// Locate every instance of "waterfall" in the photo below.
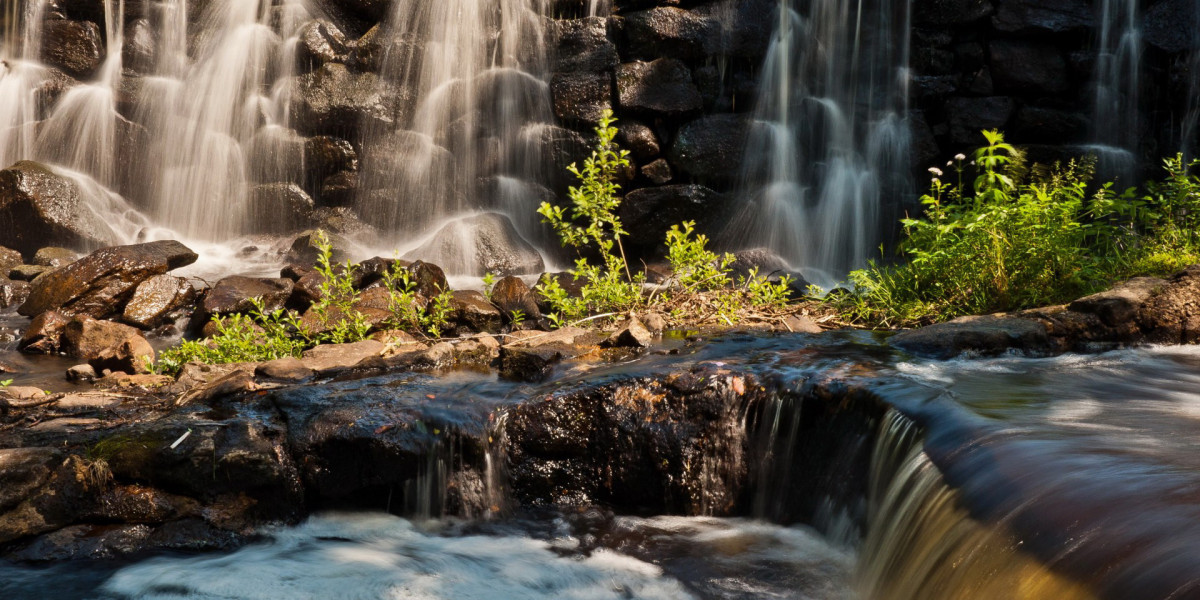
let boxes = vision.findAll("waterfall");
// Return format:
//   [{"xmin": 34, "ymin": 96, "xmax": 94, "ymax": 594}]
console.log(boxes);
[
  {"xmin": 854, "ymin": 410, "xmax": 1096, "ymax": 600},
  {"xmin": 1089, "ymin": 0, "xmax": 1142, "ymax": 182},
  {"xmin": 354, "ymin": 0, "xmax": 554, "ymax": 251},
  {"xmin": 727, "ymin": 0, "xmax": 911, "ymax": 286},
  {"xmin": 1181, "ymin": 0, "xmax": 1200, "ymax": 160}
]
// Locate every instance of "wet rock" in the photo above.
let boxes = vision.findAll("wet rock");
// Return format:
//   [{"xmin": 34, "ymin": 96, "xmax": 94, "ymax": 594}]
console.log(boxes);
[
  {"xmin": 8, "ymin": 264, "xmax": 52, "ymax": 281},
  {"xmin": 779, "ymin": 315, "xmax": 823, "ymax": 334},
  {"xmin": 554, "ymin": 17, "xmax": 618, "ymax": 72},
  {"xmin": 406, "ymin": 261, "xmax": 449, "ymax": 299},
  {"xmin": 32, "ymin": 247, "xmax": 79, "ymax": 268},
  {"xmin": 18, "ymin": 240, "xmax": 198, "ymax": 319},
  {"xmin": 247, "ymin": 183, "xmax": 316, "ymax": 234},
  {"xmin": 729, "ymin": 248, "xmax": 791, "ymax": 281},
  {"xmin": 122, "ymin": 275, "xmax": 195, "ymax": 329},
  {"xmin": 201, "ymin": 276, "xmax": 295, "ymax": 318},
  {"xmin": 945, "ymin": 96, "xmax": 1015, "ymax": 146},
  {"xmin": 0, "ymin": 161, "xmax": 117, "ymax": 258},
  {"xmin": 520, "ymin": 125, "xmax": 590, "ymax": 193},
  {"xmin": 318, "ymin": 171, "xmax": 358, "ymax": 206},
  {"xmin": 299, "ymin": 286, "xmax": 395, "ymax": 337},
  {"xmin": 450, "ymin": 290, "xmax": 503, "ymax": 334},
  {"xmin": 890, "ymin": 315, "xmax": 1052, "ymax": 359},
  {"xmin": 624, "ymin": 7, "xmax": 719, "ymax": 60},
  {"xmin": 122, "ymin": 17, "xmax": 157, "ymax": 74},
  {"xmin": 991, "ymin": 0, "xmax": 1092, "ymax": 34},
  {"xmin": 912, "ymin": 0, "xmax": 994, "ymax": 25},
  {"xmin": 286, "ymin": 229, "xmax": 352, "ymax": 265},
  {"xmin": 619, "ymin": 184, "xmax": 722, "ymax": 256},
  {"xmin": 0, "ymin": 246, "xmax": 21, "ymax": 274},
  {"xmin": 18, "ymin": 310, "xmax": 69, "ymax": 354},
  {"xmin": 694, "ymin": 0, "xmax": 775, "ymax": 58},
  {"xmin": 602, "ymin": 317, "xmax": 654, "ymax": 348},
  {"xmin": 62, "ymin": 316, "xmax": 155, "ymax": 374},
  {"xmin": 1137, "ymin": 265, "xmax": 1200, "ymax": 344},
  {"xmin": 300, "ymin": 340, "xmax": 385, "ymax": 373},
  {"xmin": 290, "ymin": 63, "xmax": 404, "ymax": 137},
  {"xmin": 40, "ymin": 18, "xmax": 103, "ymax": 79},
  {"xmin": 667, "ymin": 114, "xmax": 748, "ymax": 185},
  {"xmin": 304, "ymin": 136, "xmax": 358, "ymax": 183},
  {"xmin": 551, "ymin": 71, "xmax": 613, "ymax": 123},
  {"xmin": 404, "ymin": 213, "xmax": 545, "ymax": 277},
  {"xmin": 640, "ymin": 158, "xmax": 673, "ymax": 184},
  {"xmin": 0, "ymin": 278, "xmax": 30, "ymax": 309},
  {"xmin": 331, "ymin": 0, "xmax": 392, "ymax": 21},
  {"xmin": 1144, "ymin": 0, "xmax": 1200, "ymax": 54},
  {"xmin": 0, "ymin": 448, "xmax": 62, "ymax": 513},
  {"xmin": 255, "ymin": 357, "xmax": 315, "ymax": 383},
  {"xmin": 988, "ymin": 40, "xmax": 1069, "ymax": 96},
  {"xmin": 490, "ymin": 276, "xmax": 542, "ymax": 321},
  {"xmin": 499, "ymin": 345, "xmax": 565, "ymax": 382},
  {"xmin": 296, "ymin": 19, "xmax": 349, "ymax": 72},
  {"xmin": 0, "ymin": 456, "xmax": 97, "ymax": 545},
  {"xmin": 616, "ymin": 59, "xmax": 703, "ymax": 117},
  {"xmin": 66, "ymin": 363, "xmax": 97, "ymax": 383},
  {"xmin": 617, "ymin": 119, "xmax": 660, "ymax": 161}
]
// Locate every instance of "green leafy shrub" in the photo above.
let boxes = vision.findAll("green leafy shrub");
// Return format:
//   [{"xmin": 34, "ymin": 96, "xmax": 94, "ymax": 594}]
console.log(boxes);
[
  {"xmin": 833, "ymin": 132, "xmax": 1200, "ymax": 327},
  {"xmin": 537, "ymin": 109, "xmax": 645, "ymax": 322},
  {"xmin": 665, "ymin": 220, "xmax": 734, "ymax": 292},
  {"xmin": 156, "ymin": 298, "xmax": 310, "ymax": 374},
  {"xmin": 308, "ymin": 230, "xmax": 371, "ymax": 344}
]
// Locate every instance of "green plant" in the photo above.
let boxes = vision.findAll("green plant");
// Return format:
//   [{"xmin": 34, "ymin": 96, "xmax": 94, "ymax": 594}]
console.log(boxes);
[
  {"xmin": 665, "ymin": 220, "xmax": 734, "ymax": 292},
  {"xmin": 422, "ymin": 290, "xmax": 454, "ymax": 337},
  {"xmin": 481, "ymin": 272, "xmax": 496, "ymax": 300},
  {"xmin": 0, "ymin": 379, "xmax": 11, "ymax": 387},
  {"xmin": 745, "ymin": 268, "xmax": 794, "ymax": 309},
  {"xmin": 833, "ymin": 132, "xmax": 1200, "ymax": 327},
  {"xmin": 309, "ymin": 230, "xmax": 371, "ymax": 344},
  {"xmin": 156, "ymin": 297, "xmax": 310, "ymax": 374},
  {"xmin": 509, "ymin": 309, "xmax": 526, "ymax": 328},
  {"xmin": 538, "ymin": 109, "xmax": 644, "ymax": 323}
]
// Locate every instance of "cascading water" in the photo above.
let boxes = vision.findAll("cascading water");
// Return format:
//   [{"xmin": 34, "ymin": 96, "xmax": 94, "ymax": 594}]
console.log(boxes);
[
  {"xmin": 354, "ymin": 0, "xmax": 555, "ymax": 259},
  {"xmin": 728, "ymin": 0, "xmax": 911, "ymax": 286},
  {"xmin": 1088, "ymin": 0, "xmax": 1142, "ymax": 182},
  {"xmin": 1180, "ymin": 0, "xmax": 1200, "ymax": 160}
]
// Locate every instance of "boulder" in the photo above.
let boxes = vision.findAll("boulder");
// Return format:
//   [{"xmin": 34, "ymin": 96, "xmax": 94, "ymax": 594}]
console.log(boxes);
[
  {"xmin": 640, "ymin": 158, "xmax": 673, "ymax": 184},
  {"xmin": 0, "ymin": 246, "xmax": 22, "ymax": 274},
  {"xmin": 945, "ymin": 96, "xmax": 1016, "ymax": 146},
  {"xmin": 247, "ymin": 184, "xmax": 316, "ymax": 234},
  {"xmin": 121, "ymin": 17, "xmax": 157, "ymax": 74},
  {"xmin": 554, "ymin": 17, "xmax": 618, "ymax": 72},
  {"xmin": 299, "ymin": 339, "xmax": 385, "ymax": 372},
  {"xmin": 1144, "ymin": 0, "xmax": 1200, "ymax": 54},
  {"xmin": 122, "ymin": 275, "xmax": 196, "ymax": 329},
  {"xmin": 285, "ymin": 229, "xmax": 352, "ymax": 265},
  {"xmin": 616, "ymin": 59, "xmax": 703, "ymax": 116},
  {"xmin": 18, "ymin": 240, "xmax": 198, "ymax": 319},
  {"xmin": 404, "ymin": 213, "xmax": 544, "ymax": 277},
  {"xmin": 550, "ymin": 71, "xmax": 613, "ymax": 123},
  {"xmin": 255, "ymin": 357, "xmax": 315, "ymax": 383},
  {"xmin": 499, "ymin": 345, "xmax": 565, "ymax": 382},
  {"xmin": 602, "ymin": 317, "xmax": 654, "ymax": 348},
  {"xmin": 694, "ymin": 0, "xmax": 775, "ymax": 58},
  {"xmin": 890, "ymin": 315, "xmax": 1053, "ymax": 359},
  {"xmin": 0, "ymin": 448, "xmax": 62, "ymax": 514},
  {"xmin": 0, "ymin": 278, "xmax": 30, "ymax": 310},
  {"xmin": 490, "ymin": 276, "xmax": 542, "ymax": 321},
  {"xmin": 18, "ymin": 311, "xmax": 69, "ymax": 354},
  {"xmin": 201, "ymin": 276, "xmax": 294, "ymax": 318},
  {"xmin": 989, "ymin": 40, "xmax": 1070, "ymax": 96},
  {"xmin": 32, "ymin": 247, "xmax": 80, "ymax": 268},
  {"xmin": 991, "ymin": 0, "xmax": 1092, "ymax": 34},
  {"xmin": 304, "ymin": 136, "xmax": 358, "ymax": 183},
  {"xmin": 0, "ymin": 161, "xmax": 117, "ymax": 258},
  {"xmin": 40, "ymin": 18, "xmax": 103, "ymax": 79},
  {"xmin": 667, "ymin": 114, "xmax": 749, "ymax": 185},
  {"xmin": 61, "ymin": 316, "xmax": 155, "ymax": 374},
  {"xmin": 1137, "ymin": 265, "xmax": 1200, "ymax": 344},
  {"xmin": 616, "ymin": 119, "xmax": 660, "ymax": 161},
  {"xmin": 619, "ymin": 184, "xmax": 723, "ymax": 255},
  {"xmin": 290, "ymin": 63, "xmax": 405, "ymax": 137},
  {"xmin": 729, "ymin": 248, "xmax": 791, "ymax": 281},
  {"xmin": 624, "ymin": 7, "xmax": 719, "ymax": 60},
  {"xmin": 318, "ymin": 171, "xmax": 358, "ymax": 206},
  {"xmin": 295, "ymin": 20, "xmax": 349, "ymax": 72},
  {"xmin": 299, "ymin": 286, "xmax": 395, "ymax": 338},
  {"xmin": 449, "ymin": 290, "xmax": 503, "ymax": 334},
  {"xmin": 406, "ymin": 261, "xmax": 449, "ymax": 299}
]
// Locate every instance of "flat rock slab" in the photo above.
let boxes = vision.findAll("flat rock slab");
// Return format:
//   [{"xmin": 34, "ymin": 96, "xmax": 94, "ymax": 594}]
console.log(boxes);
[{"xmin": 889, "ymin": 315, "xmax": 1052, "ymax": 359}]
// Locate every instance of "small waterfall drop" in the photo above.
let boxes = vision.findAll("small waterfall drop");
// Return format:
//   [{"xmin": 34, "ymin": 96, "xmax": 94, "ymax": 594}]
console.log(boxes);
[
  {"xmin": 855, "ymin": 410, "xmax": 1095, "ymax": 600},
  {"xmin": 354, "ymin": 0, "xmax": 555, "ymax": 251},
  {"xmin": 728, "ymin": 0, "xmax": 911, "ymax": 285},
  {"xmin": 1089, "ymin": 0, "xmax": 1142, "ymax": 182}
]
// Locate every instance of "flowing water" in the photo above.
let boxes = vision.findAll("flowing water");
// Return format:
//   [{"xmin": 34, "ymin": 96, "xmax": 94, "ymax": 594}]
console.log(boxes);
[
  {"xmin": 727, "ymin": 0, "xmax": 911, "ymax": 286},
  {"xmin": 1089, "ymin": 0, "xmax": 1141, "ymax": 183},
  {"xmin": 6, "ymin": 333, "xmax": 1200, "ymax": 598}
]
